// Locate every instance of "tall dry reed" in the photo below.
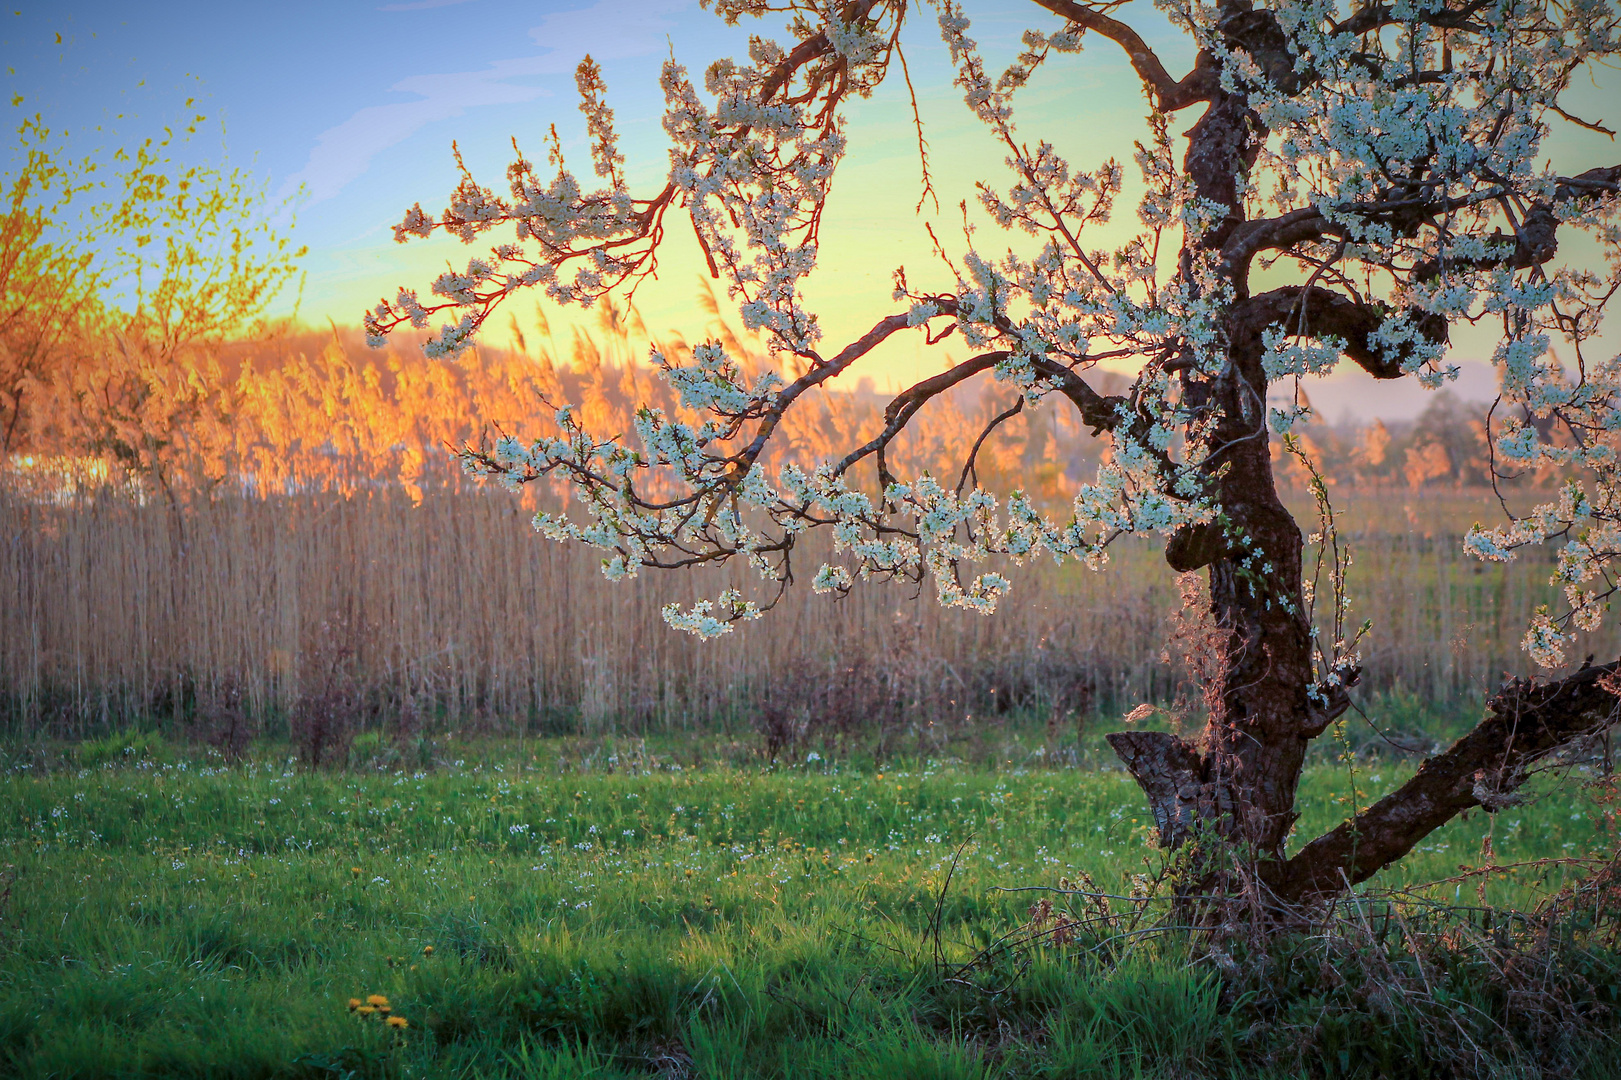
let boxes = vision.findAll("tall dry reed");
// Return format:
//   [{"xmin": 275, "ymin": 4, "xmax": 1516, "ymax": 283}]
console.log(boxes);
[{"xmin": 2, "ymin": 477, "xmax": 1605, "ymax": 738}]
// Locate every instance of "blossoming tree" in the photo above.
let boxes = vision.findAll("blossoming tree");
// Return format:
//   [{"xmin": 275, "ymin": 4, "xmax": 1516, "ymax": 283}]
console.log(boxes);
[{"xmin": 371, "ymin": 0, "xmax": 1621, "ymax": 904}]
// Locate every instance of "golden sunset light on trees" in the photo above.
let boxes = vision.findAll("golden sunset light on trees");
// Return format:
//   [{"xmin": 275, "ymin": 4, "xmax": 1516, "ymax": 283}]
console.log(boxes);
[{"xmin": 1, "ymin": 102, "xmax": 302, "ymax": 490}]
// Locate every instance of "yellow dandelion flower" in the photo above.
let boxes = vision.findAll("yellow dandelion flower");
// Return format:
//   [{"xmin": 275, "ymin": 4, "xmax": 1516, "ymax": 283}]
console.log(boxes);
[
  {"xmin": 351, "ymin": 867, "xmax": 362, "ymax": 876},
  {"xmin": 377, "ymin": 1005, "xmax": 391, "ymax": 1014},
  {"xmin": 422, "ymin": 945, "xmax": 434, "ymax": 956},
  {"xmin": 356, "ymin": 1005, "xmax": 376, "ymax": 1016},
  {"xmin": 386, "ymin": 1016, "xmax": 408, "ymax": 1029},
  {"xmin": 347, "ymin": 998, "xmax": 362, "ymax": 1011},
  {"xmin": 366, "ymin": 994, "xmax": 389, "ymax": 1006}
]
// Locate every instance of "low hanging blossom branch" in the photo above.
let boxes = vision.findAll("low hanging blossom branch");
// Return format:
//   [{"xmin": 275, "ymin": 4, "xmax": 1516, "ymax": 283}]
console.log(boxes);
[{"xmin": 368, "ymin": 0, "xmax": 1232, "ymax": 637}]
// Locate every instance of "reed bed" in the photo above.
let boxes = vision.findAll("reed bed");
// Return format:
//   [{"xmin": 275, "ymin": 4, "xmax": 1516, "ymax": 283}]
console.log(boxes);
[
  {"xmin": 2, "ymin": 474, "xmax": 1607, "ymax": 738},
  {"xmin": 7, "ymin": 288, "xmax": 1593, "ymax": 738}
]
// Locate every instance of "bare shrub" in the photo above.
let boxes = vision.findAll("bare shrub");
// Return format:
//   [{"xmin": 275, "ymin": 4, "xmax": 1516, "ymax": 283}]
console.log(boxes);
[
  {"xmin": 755, "ymin": 655, "xmax": 903, "ymax": 761},
  {"xmin": 291, "ymin": 617, "xmax": 368, "ymax": 769},
  {"xmin": 290, "ymin": 683, "xmax": 359, "ymax": 769},
  {"xmin": 186, "ymin": 676, "xmax": 253, "ymax": 760},
  {"xmin": 393, "ymin": 692, "xmax": 424, "ymax": 747}
]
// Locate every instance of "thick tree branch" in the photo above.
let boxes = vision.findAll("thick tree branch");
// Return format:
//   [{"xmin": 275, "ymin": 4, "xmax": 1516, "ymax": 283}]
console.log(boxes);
[
  {"xmin": 1555, "ymin": 164, "xmax": 1621, "ymax": 202},
  {"xmin": 1336, "ymin": 0, "xmax": 1518, "ymax": 38},
  {"xmin": 1278, "ymin": 659, "xmax": 1621, "ymax": 904},
  {"xmin": 1029, "ymin": 356, "xmax": 1127, "ymax": 434},
  {"xmin": 830, "ymin": 348, "xmax": 1125, "ymax": 482},
  {"xmin": 1231, "ymin": 164, "xmax": 1619, "ymax": 380},
  {"xmin": 1241, "ymin": 285, "xmax": 1448, "ymax": 380},
  {"xmin": 1106, "ymin": 730, "xmax": 1205, "ymax": 847},
  {"xmin": 1224, "ymin": 162, "xmax": 1621, "ymax": 285},
  {"xmin": 1222, "ymin": 190, "xmax": 1500, "ymax": 283},
  {"xmin": 1221, "ymin": 207, "xmax": 1336, "ymax": 284},
  {"xmin": 1031, "ymin": 0, "xmax": 1216, "ymax": 111},
  {"xmin": 736, "ymin": 313, "xmax": 913, "ymax": 468},
  {"xmin": 922, "ymin": 298, "xmax": 1126, "ymax": 433}
]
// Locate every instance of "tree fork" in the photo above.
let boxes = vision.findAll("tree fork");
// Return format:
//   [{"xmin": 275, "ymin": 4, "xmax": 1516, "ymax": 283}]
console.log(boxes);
[{"xmin": 1107, "ymin": 337, "xmax": 1316, "ymax": 862}]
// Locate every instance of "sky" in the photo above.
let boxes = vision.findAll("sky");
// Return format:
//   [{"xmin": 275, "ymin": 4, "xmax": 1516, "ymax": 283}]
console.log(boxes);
[{"xmin": 4, "ymin": 1, "xmax": 1618, "ymax": 421}]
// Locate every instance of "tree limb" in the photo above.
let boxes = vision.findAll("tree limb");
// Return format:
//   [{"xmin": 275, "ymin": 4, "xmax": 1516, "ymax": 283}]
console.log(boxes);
[
  {"xmin": 1030, "ymin": 0, "xmax": 1216, "ymax": 111},
  {"xmin": 956, "ymin": 395, "xmax": 1026, "ymax": 495},
  {"xmin": 832, "ymin": 351, "xmax": 1007, "ymax": 478},
  {"xmin": 1223, "ymin": 162, "xmax": 1621, "ymax": 284},
  {"xmin": 1029, "ymin": 355, "xmax": 1127, "ymax": 434},
  {"xmin": 921, "ymin": 297, "xmax": 1127, "ymax": 433},
  {"xmin": 736, "ymin": 312, "xmax": 914, "ymax": 468},
  {"xmin": 1232, "ymin": 163, "xmax": 1619, "ymax": 379},
  {"xmin": 1240, "ymin": 285, "xmax": 1448, "ymax": 380},
  {"xmin": 1277, "ymin": 659, "xmax": 1621, "ymax": 904},
  {"xmin": 1106, "ymin": 730, "xmax": 1206, "ymax": 848},
  {"xmin": 1555, "ymin": 164, "xmax": 1621, "ymax": 203},
  {"xmin": 1336, "ymin": 0, "xmax": 1517, "ymax": 38}
]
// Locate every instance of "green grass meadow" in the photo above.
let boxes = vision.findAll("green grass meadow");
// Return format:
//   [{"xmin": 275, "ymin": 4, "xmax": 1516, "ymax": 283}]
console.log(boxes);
[{"xmin": 4, "ymin": 729, "xmax": 1619, "ymax": 1080}]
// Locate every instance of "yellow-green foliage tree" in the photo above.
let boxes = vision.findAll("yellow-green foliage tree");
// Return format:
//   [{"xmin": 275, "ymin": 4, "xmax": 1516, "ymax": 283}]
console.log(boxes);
[
  {"xmin": 0, "ymin": 97, "xmax": 302, "ymax": 492},
  {"xmin": 0, "ymin": 114, "xmax": 99, "ymax": 454}
]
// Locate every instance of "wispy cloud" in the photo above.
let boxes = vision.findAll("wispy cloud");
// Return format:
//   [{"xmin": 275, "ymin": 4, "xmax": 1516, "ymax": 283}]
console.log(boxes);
[
  {"xmin": 378, "ymin": 0, "xmax": 478, "ymax": 11},
  {"xmin": 287, "ymin": 0, "xmax": 688, "ymax": 205}
]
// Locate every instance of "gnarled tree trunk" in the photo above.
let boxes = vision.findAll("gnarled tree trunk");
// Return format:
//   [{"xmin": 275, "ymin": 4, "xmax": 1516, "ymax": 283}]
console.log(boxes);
[{"xmin": 1104, "ymin": 76, "xmax": 1325, "ymax": 871}]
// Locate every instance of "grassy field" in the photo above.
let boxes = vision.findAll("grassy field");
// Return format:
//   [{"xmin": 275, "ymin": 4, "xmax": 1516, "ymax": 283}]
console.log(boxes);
[{"xmin": 2, "ymin": 733, "xmax": 1616, "ymax": 1079}]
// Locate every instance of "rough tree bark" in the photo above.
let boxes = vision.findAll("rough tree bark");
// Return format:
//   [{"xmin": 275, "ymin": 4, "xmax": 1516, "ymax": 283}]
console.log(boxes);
[
  {"xmin": 1102, "ymin": 50, "xmax": 1331, "ymax": 880},
  {"xmin": 1278, "ymin": 660, "xmax": 1621, "ymax": 904}
]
